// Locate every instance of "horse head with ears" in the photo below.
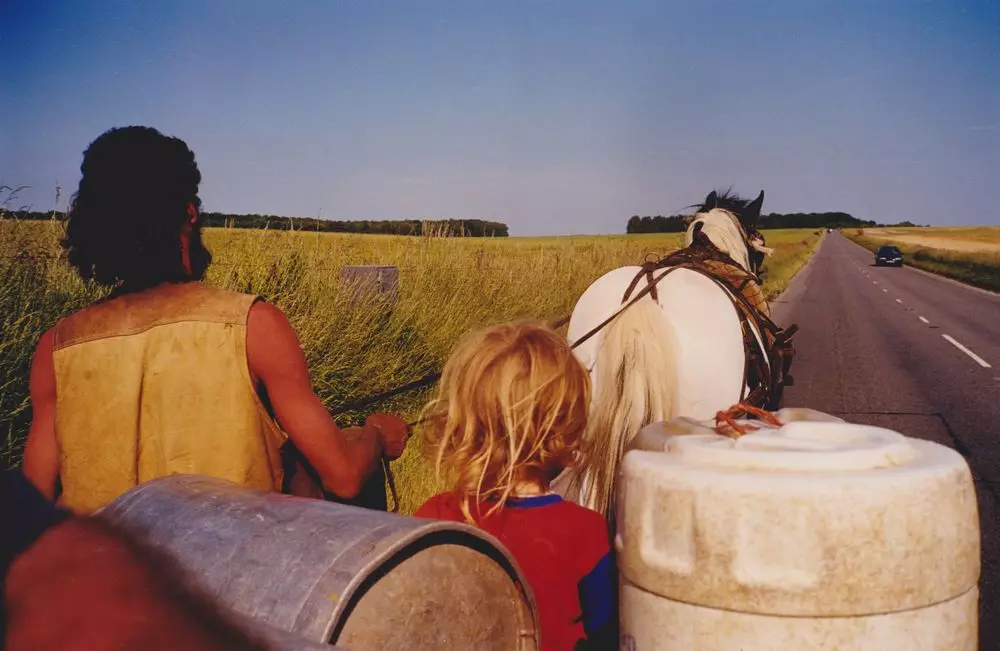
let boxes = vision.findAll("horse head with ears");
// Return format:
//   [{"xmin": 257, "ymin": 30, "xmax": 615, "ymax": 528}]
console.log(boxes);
[
  {"xmin": 555, "ymin": 189, "xmax": 770, "ymax": 521},
  {"xmin": 687, "ymin": 189, "xmax": 768, "ymax": 276}
]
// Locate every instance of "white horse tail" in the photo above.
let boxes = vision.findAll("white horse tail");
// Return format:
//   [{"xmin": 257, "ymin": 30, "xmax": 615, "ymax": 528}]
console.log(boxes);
[{"xmin": 578, "ymin": 294, "xmax": 679, "ymax": 519}]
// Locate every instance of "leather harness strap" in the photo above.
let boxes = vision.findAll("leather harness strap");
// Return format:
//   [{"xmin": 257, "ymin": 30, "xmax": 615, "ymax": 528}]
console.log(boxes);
[
  {"xmin": 569, "ymin": 263, "xmax": 675, "ymax": 352},
  {"xmin": 621, "ymin": 261, "xmax": 661, "ymax": 304},
  {"xmin": 570, "ymin": 236, "xmax": 798, "ymax": 411}
]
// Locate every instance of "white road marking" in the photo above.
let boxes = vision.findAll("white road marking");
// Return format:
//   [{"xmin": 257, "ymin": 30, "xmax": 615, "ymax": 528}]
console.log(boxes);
[
  {"xmin": 942, "ymin": 334, "xmax": 992, "ymax": 368},
  {"xmin": 919, "ymin": 316, "xmax": 930, "ymax": 324}
]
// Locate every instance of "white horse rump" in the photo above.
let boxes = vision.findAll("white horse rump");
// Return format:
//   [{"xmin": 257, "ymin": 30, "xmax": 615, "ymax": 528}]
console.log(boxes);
[{"xmin": 558, "ymin": 207, "xmax": 768, "ymax": 517}]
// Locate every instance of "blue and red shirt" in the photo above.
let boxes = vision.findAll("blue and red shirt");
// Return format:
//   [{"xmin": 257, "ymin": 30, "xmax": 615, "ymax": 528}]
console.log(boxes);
[{"xmin": 415, "ymin": 492, "xmax": 615, "ymax": 651}]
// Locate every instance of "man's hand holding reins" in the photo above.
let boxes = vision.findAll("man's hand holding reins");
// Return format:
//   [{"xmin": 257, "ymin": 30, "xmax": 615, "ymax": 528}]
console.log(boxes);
[{"xmin": 365, "ymin": 412, "xmax": 410, "ymax": 460}]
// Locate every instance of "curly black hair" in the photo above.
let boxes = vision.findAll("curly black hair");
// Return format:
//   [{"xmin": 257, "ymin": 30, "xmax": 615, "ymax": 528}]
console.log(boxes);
[{"xmin": 63, "ymin": 126, "xmax": 212, "ymax": 291}]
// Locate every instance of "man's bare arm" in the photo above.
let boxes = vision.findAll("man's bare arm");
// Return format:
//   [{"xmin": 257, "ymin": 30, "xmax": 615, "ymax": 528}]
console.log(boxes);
[
  {"xmin": 246, "ymin": 302, "xmax": 382, "ymax": 499},
  {"xmin": 22, "ymin": 328, "xmax": 59, "ymax": 499}
]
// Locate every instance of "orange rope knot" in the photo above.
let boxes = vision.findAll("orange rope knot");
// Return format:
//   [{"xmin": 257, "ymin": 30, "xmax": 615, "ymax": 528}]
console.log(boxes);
[{"xmin": 714, "ymin": 403, "xmax": 784, "ymax": 438}]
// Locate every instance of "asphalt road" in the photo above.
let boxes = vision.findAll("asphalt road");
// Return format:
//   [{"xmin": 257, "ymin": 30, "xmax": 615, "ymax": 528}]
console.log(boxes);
[{"xmin": 771, "ymin": 232, "xmax": 1000, "ymax": 649}]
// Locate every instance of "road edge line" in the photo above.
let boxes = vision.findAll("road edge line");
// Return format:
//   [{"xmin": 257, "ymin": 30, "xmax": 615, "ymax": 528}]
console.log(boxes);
[{"xmin": 768, "ymin": 231, "xmax": 827, "ymax": 305}]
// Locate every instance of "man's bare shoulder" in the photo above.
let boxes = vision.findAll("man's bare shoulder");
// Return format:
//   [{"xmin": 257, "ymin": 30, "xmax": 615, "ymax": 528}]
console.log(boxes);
[
  {"xmin": 247, "ymin": 300, "xmax": 294, "ymax": 335},
  {"xmin": 36, "ymin": 327, "xmax": 56, "ymax": 354},
  {"xmin": 246, "ymin": 301, "xmax": 303, "ymax": 375}
]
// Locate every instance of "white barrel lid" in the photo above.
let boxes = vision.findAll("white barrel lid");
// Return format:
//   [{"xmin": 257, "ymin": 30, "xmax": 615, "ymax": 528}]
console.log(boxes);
[{"xmin": 616, "ymin": 419, "xmax": 980, "ymax": 617}]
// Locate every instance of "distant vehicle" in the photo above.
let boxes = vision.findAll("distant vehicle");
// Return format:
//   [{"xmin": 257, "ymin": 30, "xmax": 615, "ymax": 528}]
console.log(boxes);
[{"xmin": 875, "ymin": 245, "xmax": 903, "ymax": 267}]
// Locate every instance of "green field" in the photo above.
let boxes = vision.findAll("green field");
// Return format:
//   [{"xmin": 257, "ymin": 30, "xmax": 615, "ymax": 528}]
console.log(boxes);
[
  {"xmin": 0, "ymin": 220, "xmax": 822, "ymax": 512},
  {"xmin": 845, "ymin": 227, "xmax": 1000, "ymax": 293}
]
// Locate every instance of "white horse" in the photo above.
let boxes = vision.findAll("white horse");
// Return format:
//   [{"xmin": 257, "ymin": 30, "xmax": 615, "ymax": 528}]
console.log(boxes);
[{"xmin": 556, "ymin": 190, "xmax": 775, "ymax": 518}]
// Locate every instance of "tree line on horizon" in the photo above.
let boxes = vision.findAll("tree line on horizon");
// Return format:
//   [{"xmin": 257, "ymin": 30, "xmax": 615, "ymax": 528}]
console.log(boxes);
[
  {"xmin": 198, "ymin": 212, "xmax": 510, "ymax": 237},
  {"xmin": 625, "ymin": 211, "xmax": 921, "ymax": 234},
  {"xmin": 7, "ymin": 210, "xmax": 510, "ymax": 237},
  {"xmin": 6, "ymin": 206, "xmax": 924, "ymax": 237}
]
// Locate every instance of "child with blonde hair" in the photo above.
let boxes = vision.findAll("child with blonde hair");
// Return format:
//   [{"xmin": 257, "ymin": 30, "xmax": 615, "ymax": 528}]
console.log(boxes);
[{"xmin": 415, "ymin": 322, "xmax": 615, "ymax": 651}]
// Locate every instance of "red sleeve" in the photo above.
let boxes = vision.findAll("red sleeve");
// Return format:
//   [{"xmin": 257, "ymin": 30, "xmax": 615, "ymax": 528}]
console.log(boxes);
[
  {"xmin": 413, "ymin": 495, "xmax": 441, "ymax": 519},
  {"xmin": 572, "ymin": 506, "xmax": 612, "ymax": 571},
  {"xmin": 414, "ymin": 493, "xmax": 463, "ymax": 521}
]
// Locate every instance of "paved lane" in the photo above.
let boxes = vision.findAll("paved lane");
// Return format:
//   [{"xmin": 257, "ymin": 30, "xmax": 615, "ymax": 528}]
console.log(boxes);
[{"xmin": 771, "ymin": 232, "xmax": 1000, "ymax": 650}]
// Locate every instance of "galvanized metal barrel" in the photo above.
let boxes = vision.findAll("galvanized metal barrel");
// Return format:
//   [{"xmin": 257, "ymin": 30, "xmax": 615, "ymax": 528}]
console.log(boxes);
[
  {"xmin": 244, "ymin": 618, "xmax": 346, "ymax": 651},
  {"xmin": 98, "ymin": 475, "xmax": 539, "ymax": 650}
]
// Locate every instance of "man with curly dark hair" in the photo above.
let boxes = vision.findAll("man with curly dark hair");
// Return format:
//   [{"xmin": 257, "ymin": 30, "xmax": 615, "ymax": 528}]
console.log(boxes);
[{"xmin": 21, "ymin": 126, "xmax": 409, "ymax": 513}]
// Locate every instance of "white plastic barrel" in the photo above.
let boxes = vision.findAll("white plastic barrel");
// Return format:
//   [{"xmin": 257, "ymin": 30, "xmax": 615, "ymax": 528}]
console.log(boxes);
[{"xmin": 617, "ymin": 418, "xmax": 980, "ymax": 651}]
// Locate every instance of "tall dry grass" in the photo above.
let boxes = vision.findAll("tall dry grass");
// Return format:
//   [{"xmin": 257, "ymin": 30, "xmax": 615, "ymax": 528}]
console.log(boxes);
[
  {"xmin": 0, "ymin": 218, "xmax": 820, "ymax": 512},
  {"xmin": 858, "ymin": 226, "xmax": 1000, "ymax": 247}
]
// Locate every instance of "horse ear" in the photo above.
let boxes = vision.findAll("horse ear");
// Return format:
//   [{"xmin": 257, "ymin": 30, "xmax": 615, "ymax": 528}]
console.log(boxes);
[
  {"xmin": 704, "ymin": 190, "xmax": 718, "ymax": 211},
  {"xmin": 744, "ymin": 190, "xmax": 764, "ymax": 226}
]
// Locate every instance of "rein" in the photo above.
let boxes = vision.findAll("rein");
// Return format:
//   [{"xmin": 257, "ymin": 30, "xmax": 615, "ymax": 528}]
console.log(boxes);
[
  {"xmin": 652, "ymin": 234, "xmax": 798, "ymax": 409},
  {"xmin": 715, "ymin": 403, "xmax": 784, "ymax": 437},
  {"xmin": 294, "ymin": 234, "xmax": 796, "ymax": 511},
  {"xmin": 288, "ymin": 312, "xmax": 577, "ymax": 512}
]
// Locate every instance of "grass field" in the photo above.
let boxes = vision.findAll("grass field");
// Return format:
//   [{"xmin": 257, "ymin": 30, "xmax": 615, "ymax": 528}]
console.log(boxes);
[
  {"xmin": 0, "ymin": 220, "xmax": 822, "ymax": 512},
  {"xmin": 856, "ymin": 226, "xmax": 1000, "ymax": 252},
  {"xmin": 845, "ymin": 227, "xmax": 1000, "ymax": 293}
]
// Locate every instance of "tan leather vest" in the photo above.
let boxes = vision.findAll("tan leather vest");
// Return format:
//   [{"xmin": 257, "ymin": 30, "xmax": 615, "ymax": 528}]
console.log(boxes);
[{"xmin": 52, "ymin": 282, "xmax": 286, "ymax": 513}]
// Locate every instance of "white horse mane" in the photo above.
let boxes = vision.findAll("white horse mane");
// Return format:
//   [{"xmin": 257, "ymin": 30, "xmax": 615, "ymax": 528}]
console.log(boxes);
[{"xmin": 685, "ymin": 208, "xmax": 752, "ymax": 272}]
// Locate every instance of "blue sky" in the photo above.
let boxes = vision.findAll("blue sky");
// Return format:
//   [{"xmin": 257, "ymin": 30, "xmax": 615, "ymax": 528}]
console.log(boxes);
[{"xmin": 3, "ymin": 0, "xmax": 998, "ymax": 235}]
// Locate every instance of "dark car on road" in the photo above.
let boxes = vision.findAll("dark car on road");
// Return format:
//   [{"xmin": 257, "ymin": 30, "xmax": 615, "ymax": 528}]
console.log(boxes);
[{"xmin": 875, "ymin": 245, "xmax": 904, "ymax": 267}]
